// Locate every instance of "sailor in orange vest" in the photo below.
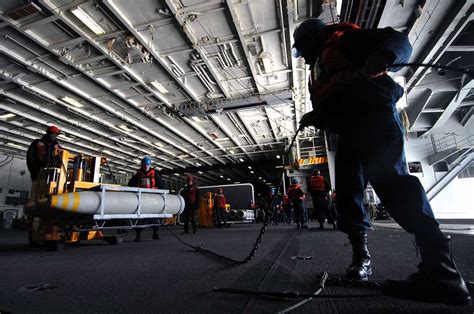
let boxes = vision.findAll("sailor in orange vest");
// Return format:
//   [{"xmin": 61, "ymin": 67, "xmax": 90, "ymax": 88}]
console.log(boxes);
[
  {"xmin": 180, "ymin": 176, "xmax": 200, "ymax": 234},
  {"xmin": 127, "ymin": 157, "xmax": 165, "ymax": 241},
  {"xmin": 309, "ymin": 170, "xmax": 336, "ymax": 229},
  {"xmin": 288, "ymin": 178, "xmax": 305, "ymax": 229},
  {"xmin": 214, "ymin": 188, "xmax": 229, "ymax": 228}
]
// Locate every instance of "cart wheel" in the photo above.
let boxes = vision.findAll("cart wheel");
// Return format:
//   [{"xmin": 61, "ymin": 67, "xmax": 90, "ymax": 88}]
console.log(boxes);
[
  {"xmin": 104, "ymin": 236, "xmax": 122, "ymax": 245},
  {"xmin": 45, "ymin": 240, "xmax": 65, "ymax": 251}
]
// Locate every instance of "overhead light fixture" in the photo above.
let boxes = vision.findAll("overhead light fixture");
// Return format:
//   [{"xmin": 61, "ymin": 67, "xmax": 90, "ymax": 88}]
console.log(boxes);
[
  {"xmin": 6, "ymin": 142, "xmax": 22, "ymax": 149},
  {"xmin": 174, "ymin": 173, "xmax": 180, "ymax": 176},
  {"xmin": 118, "ymin": 124, "xmax": 134, "ymax": 132},
  {"xmin": 219, "ymin": 175, "xmax": 224, "ymax": 178},
  {"xmin": 228, "ymin": 149, "xmax": 235, "ymax": 154},
  {"xmin": 250, "ymin": 171, "xmax": 254, "ymax": 174},
  {"xmin": 258, "ymin": 177, "xmax": 262, "ymax": 179},
  {"xmin": 61, "ymin": 96, "xmax": 84, "ymax": 108},
  {"xmin": 198, "ymin": 171, "xmax": 203, "ymax": 174},
  {"xmin": 0, "ymin": 113, "xmax": 16, "ymax": 119},
  {"xmin": 191, "ymin": 116, "xmax": 201, "ymax": 122},
  {"xmin": 71, "ymin": 7, "xmax": 106, "ymax": 35},
  {"xmin": 150, "ymin": 81, "xmax": 169, "ymax": 93},
  {"xmin": 195, "ymin": 162, "xmax": 202, "ymax": 166},
  {"xmin": 226, "ymin": 178, "xmax": 231, "ymax": 181},
  {"xmin": 248, "ymin": 166, "xmax": 252, "ymax": 169},
  {"xmin": 276, "ymin": 155, "xmax": 281, "ymax": 159},
  {"xmin": 155, "ymin": 142, "xmax": 164, "ymax": 147},
  {"xmin": 239, "ymin": 158, "xmax": 244, "ymax": 162},
  {"xmin": 262, "ymin": 179, "xmax": 266, "ymax": 182}
]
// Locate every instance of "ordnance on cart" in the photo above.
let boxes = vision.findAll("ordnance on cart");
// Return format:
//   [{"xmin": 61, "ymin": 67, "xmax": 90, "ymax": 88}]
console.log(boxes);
[{"xmin": 25, "ymin": 149, "xmax": 184, "ymax": 251}]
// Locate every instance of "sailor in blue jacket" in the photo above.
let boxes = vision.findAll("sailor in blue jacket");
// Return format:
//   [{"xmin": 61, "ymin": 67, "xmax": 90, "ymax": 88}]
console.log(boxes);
[{"xmin": 294, "ymin": 19, "xmax": 471, "ymax": 305}]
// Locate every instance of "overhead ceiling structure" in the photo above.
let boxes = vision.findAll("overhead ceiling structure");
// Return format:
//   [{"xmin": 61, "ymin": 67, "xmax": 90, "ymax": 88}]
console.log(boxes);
[{"xmin": 0, "ymin": 0, "xmax": 472, "ymax": 191}]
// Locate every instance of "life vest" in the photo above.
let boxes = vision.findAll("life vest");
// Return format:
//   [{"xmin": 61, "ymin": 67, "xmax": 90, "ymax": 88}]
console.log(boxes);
[
  {"xmin": 288, "ymin": 184, "xmax": 303, "ymax": 201},
  {"xmin": 184, "ymin": 185, "xmax": 198, "ymax": 204},
  {"xmin": 215, "ymin": 194, "xmax": 226, "ymax": 209},
  {"xmin": 309, "ymin": 175, "xmax": 326, "ymax": 194},
  {"xmin": 137, "ymin": 168, "xmax": 156, "ymax": 188}
]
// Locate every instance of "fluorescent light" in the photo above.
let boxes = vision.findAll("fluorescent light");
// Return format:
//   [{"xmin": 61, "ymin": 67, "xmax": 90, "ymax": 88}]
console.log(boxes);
[
  {"xmin": 0, "ymin": 113, "xmax": 15, "ymax": 119},
  {"xmin": 191, "ymin": 116, "xmax": 201, "ymax": 122},
  {"xmin": 258, "ymin": 177, "xmax": 262, "ymax": 179},
  {"xmin": 198, "ymin": 171, "xmax": 203, "ymax": 174},
  {"xmin": 239, "ymin": 158, "xmax": 244, "ymax": 162},
  {"xmin": 219, "ymin": 175, "xmax": 224, "ymax": 178},
  {"xmin": 6, "ymin": 142, "xmax": 22, "ymax": 149},
  {"xmin": 61, "ymin": 96, "xmax": 84, "ymax": 108},
  {"xmin": 150, "ymin": 81, "xmax": 169, "ymax": 93},
  {"xmin": 250, "ymin": 171, "xmax": 254, "ymax": 174},
  {"xmin": 262, "ymin": 179, "xmax": 266, "ymax": 182},
  {"xmin": 276, "ymin": 155, "xmax": 281, "ymax": 159},
  {"xmin": 174, "ymin": 173, "xmax": 180, "ymax": 176},
  {"xmin": 71, "ymin": 7, "xmax": 106, "ymax": 35},
  {"xmin": 118, "ymin": 124, "xmax": 133, "ymax": 132},
  {"xmin": 228, "ymin": 149, "xmax": 235, "ymax": 154},
  {"xmin": 155, "ymin": 142, "xmax": 164, "ymax": 147},
  {"xmin": 226, "ymin": 178, "xmax": 231, "ymax": 181},
  {"xmin": 195, "ymin": 162, "xmax": 202, "ymax": 166},
  {"xmin": 248, "ymin": 166, "xmax": 252, "ymax": 169}
]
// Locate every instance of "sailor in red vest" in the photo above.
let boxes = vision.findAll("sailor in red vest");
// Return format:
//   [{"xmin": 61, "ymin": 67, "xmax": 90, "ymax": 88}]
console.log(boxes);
[
  {"xmin": 214, "ymin": 188, "xmax": 228, "ymax": 228},
  {"xmin": 309, "ymin": 170, "xmax": 336, "ymax": 229},
  {"xmin": 288, "ymin": 178, "xmax": 305, "ymax": 229},
  {"xmin": 26, "ymin": 125, "xmax": 62, "ymax": 200},
  {"xmin": 180, "ymin": 175, "xmax": 200, "ymax": 234},
  {"xmin": 128, "ymin": 157, "xmax": 164, "ymax": 241}
]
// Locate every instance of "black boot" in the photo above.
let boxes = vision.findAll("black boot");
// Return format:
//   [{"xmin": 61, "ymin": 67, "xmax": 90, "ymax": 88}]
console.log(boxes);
[
  {"xmin": 134, "ymin": 228, "xmax": 143, "ymax": 242},
  {"xmin": 383, "ymin": 235, "xmax": 471, "ymax": 306},
  {"xmin": 346, "ymin": 232, "xmax": 372, "ymax": 281}
]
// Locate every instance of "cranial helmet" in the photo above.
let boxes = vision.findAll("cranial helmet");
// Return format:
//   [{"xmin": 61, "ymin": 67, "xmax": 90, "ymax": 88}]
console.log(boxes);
[
  {"xmin": 141, "ymin": 157, "xmax": 152, "ymax": 165},
  {"xmin": 292, "ymin": 18, "xmax": 326, "ymax": 61},
  {"xmin": 46, "ymin": 125, "xmax": 61, "ymax": 134}
]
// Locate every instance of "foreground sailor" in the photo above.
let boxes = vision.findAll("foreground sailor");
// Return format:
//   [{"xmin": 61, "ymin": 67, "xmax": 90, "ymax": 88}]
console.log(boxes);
[
  {"xmin": 293, "ymin": 18, "xmax": 471, "ymax": 305},
  {"xmin": 128, "ymin": 157, "xmax": 164, "ymax": 241}
]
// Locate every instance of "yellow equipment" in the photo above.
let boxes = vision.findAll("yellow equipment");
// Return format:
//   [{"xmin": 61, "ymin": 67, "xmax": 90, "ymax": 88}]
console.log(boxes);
[{"xmin": 26, "ymin": 149, "xmax": 118, "ymax": 250}]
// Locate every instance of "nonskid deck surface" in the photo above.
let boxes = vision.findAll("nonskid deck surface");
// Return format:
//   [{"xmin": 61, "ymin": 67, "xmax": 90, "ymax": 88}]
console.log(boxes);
[{"xmin": 0, "ymin": 221, "xmax": 473, "ymax": 313}]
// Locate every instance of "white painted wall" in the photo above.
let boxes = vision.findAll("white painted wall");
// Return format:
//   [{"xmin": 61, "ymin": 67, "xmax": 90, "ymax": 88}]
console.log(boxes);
[
  {"xmin": 0, "ymin": 153, "xmax": 31, "ymax": 220},
  {"xmin": 403, "ymin": 117, "xmax": 474, "ymax": 219}
]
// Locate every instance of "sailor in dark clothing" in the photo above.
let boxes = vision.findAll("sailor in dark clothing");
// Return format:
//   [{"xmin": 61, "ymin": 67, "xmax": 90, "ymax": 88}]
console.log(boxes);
[
  {"xmin": 180, "ymin": 176, "xmax": 200, "ymax": 234},
  {"xmin": 294, "ymin": 18, "xmax": 470, "ymax": 305},
  {"xmin": 26, "ymin": 125, "xmax": 62, "ymax": 201}
]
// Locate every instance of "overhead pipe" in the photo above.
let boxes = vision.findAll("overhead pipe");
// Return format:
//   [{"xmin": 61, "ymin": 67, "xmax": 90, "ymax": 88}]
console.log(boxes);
[{"xmin": 277, "ymin": 0, "xmax": 289, "ymax": 67}]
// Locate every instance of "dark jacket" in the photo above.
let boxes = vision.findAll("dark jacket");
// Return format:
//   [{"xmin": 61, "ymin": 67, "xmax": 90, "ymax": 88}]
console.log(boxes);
[
  {"xmin": 180, "ymin": 184, "xmax": 199, "ymax": 205},
  {"xmin": 26, "ymin": 135, "xmax": 61, "ymax": 180},
  {"xmin": 309, "ymin": 26, "xmax": 411, "ymax": 132}
]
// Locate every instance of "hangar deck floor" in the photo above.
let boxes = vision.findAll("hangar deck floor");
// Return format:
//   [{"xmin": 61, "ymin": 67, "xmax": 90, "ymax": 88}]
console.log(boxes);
[{"xmin": 0, "ymin": 221, "xmax": 473, "ymax": 313}]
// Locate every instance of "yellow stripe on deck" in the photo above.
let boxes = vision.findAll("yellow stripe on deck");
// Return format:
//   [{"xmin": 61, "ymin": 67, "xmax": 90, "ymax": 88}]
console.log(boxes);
[{"xmin": 51, "ymin": 195, "xmax": 58, "ymax": 208}]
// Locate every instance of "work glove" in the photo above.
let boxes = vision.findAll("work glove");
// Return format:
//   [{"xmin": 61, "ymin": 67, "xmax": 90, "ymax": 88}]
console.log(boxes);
[
  {"xmin": 299, "ymin": 110, "xmax": 318, "ymax": 128},
  {"xmin": 363, "ymin": 51, "xmax": 396, "ymax": 77}
]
